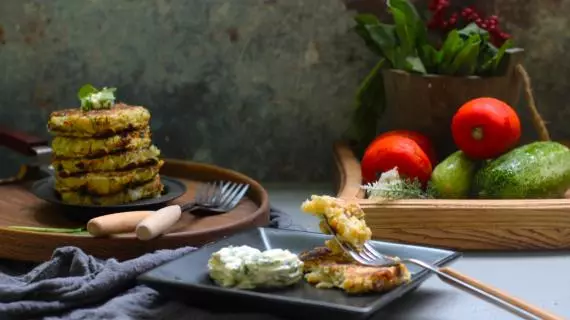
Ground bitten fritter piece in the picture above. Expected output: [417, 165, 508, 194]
[299, 246, 411, 294]
[301, 195, 372, 253]
[53, 146, 161, 176]
[51, 127, 151, 158]
[55, 161, 163, 195]
[47, 103, 150, 137]
[58, 174, 164, 206]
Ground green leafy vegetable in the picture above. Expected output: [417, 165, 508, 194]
[491, 39, 513, 72]
[7, 226, 87, 234]
[78, 84, 117, 111]
[388, 0, 423, 52]
[449, 33, 481, 75]
[391, 7, 414, 56]
[438, 30, 464, 74]
[405, 56, 426, 74]
[419, 44, 441, 72]
[354, 14, 384, 56]
[457, 22, 488, 38]
[348, 59, 386, 154]
[366, 24, 397, 66]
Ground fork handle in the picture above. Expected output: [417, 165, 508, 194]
[136, 205, 182, 240]
[437, 267, 562, 320]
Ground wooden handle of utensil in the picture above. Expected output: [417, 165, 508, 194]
[136, 205, 182, 240]
[87, 211, 153, 237]
[439, 267, 563, 320]
[0, 127, 48, 156]
[0, 128, 49, 156]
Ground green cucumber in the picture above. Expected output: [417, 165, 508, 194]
[430, 150, 477, 199]
[474, 141, 570, 199]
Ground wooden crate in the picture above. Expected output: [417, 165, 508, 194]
[333, 142, 570, 250]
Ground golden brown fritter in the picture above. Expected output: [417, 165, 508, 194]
[51, 127, 151, 158]
[55, 161, 163, 195]
[299, 247, 411, 294]
[301, 195, 372, 254]
[58, 174, 164, 206]
[53, 146, 161, 176]
[47, 103, 150, 137]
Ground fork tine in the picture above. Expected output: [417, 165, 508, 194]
[363, 242, 383, 260]
[349, 251, 373, 265]
[363, 242, 384, 260]
[205, 182, 214, 203]
[224, 184, 249, 209]
[195, 182, 208, 203]
[204, 182, 216, 204]
[210, 181, 223, 204]
[220, 180, 231, 194]
[363, 242, 399, 266]
[218, 182, 241, 208]
[359, 249, 377, 262]
[321, 219, 375, 266]
[215, 182, 236, 208]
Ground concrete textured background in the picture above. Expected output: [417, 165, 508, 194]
[0, 0, 567, 183]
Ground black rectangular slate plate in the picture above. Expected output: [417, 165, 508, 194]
[137, 227, 461, 320]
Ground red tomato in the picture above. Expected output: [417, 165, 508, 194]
[451, 97, 521, 159]
[372, 130, 437, 166]
[361, 135, 433, 185]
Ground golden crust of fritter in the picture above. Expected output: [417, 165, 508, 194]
[53, 146, 161, 176]
[47, 103, 150, 137]
[55, 161, 163, 196]
[58, 174, 164, 206]
[301, 195, 372, 253]
[51, 127, 151, 158]
[299, 247, 411, 294]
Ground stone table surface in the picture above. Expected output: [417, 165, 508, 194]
[264, 183, 570, 320]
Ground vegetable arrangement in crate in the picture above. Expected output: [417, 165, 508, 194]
[348, 0, 531, 154]
[348, 0, 564, 200]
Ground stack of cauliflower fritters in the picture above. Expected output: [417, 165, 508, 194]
[47, 103, 164, 206]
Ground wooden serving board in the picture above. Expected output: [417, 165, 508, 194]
[0, 159, 270, 262]
[333, 142, 570, 251]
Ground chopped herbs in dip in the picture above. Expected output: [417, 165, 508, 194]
[78, 84, 117, 111]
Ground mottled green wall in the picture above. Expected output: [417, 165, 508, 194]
[0, 0, 567, 183]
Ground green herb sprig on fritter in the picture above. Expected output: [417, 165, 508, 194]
[78, 84, 117, 111]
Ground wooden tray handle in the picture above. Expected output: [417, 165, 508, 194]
[439, 267, 563, 320]
[333, 142, 365, 199]
[0, 127, 48, 156]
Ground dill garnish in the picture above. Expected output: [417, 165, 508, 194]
[361, 167, 438, 200]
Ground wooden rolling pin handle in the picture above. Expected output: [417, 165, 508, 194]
[136, 205, 182, 241]
[87, 211, 153, 237]
[439, 267, 563, 320]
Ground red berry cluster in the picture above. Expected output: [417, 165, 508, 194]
[427, 0, 511, 47]
[427, 0, 452, 29]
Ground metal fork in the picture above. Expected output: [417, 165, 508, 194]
[136, 181, 249, 240]
[181, 181, 249, 215]
[322, 220, 562, 320]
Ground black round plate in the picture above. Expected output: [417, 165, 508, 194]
[31, 176, 187, 220]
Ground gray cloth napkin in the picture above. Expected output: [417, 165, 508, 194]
[0, 207, 295, 320]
